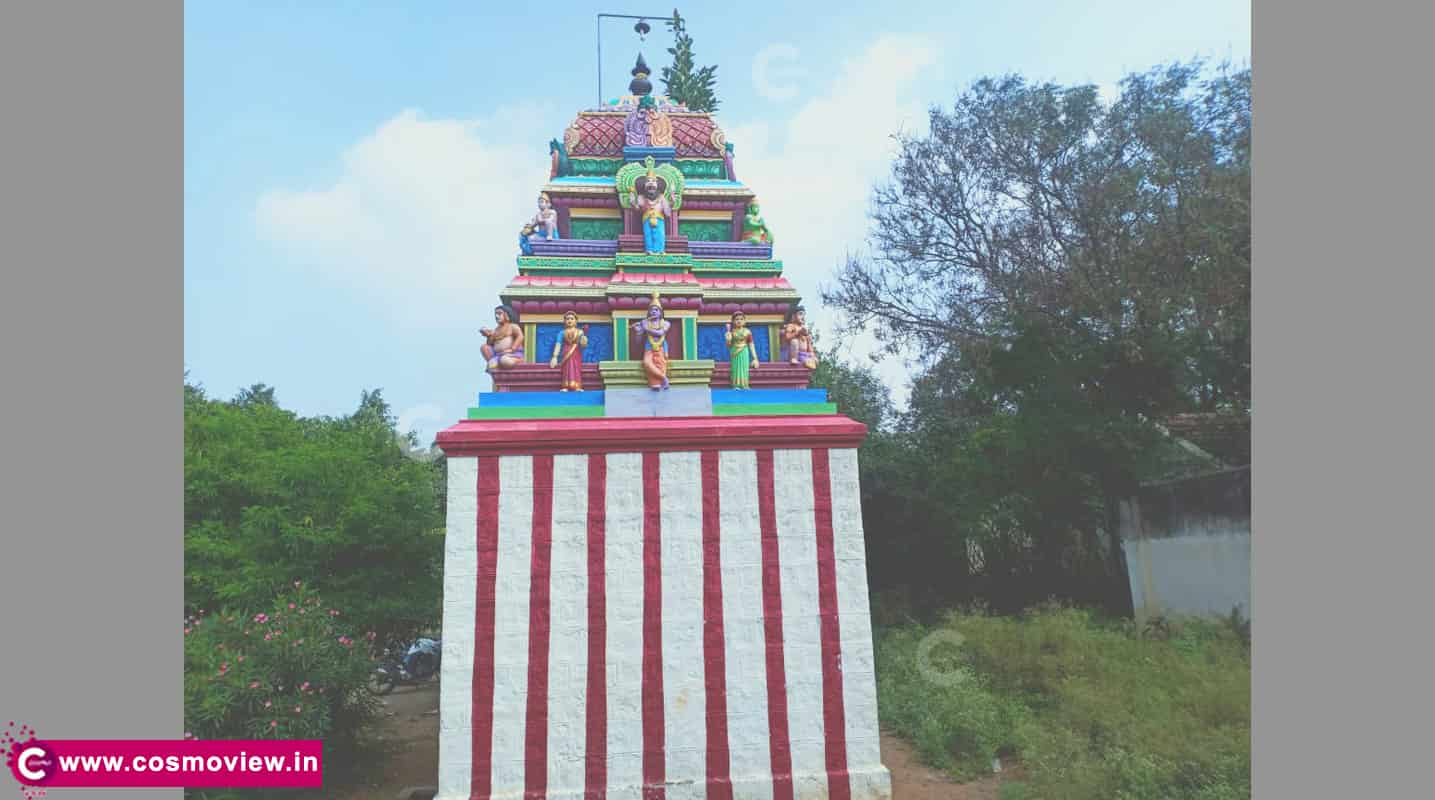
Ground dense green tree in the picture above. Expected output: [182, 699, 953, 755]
[661, 10, 720, 112]
[233, 382, 277, 408]
[828, 60, 1250, 416]
[184, 380, 444, 646]
[823, 61, 1250, 614]
[810, 349, 894, 433]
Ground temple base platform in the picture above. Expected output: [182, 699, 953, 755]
[434, 415, 890, 800]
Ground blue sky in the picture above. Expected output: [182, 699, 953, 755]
[184, 0, 1250, 445]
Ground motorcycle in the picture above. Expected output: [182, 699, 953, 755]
[370, 637, 442, 695]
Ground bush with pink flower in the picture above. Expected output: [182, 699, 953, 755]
[182, 583, 377, 755]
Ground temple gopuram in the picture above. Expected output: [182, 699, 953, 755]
[435, 42, 890, 800]
[469, 53, 828, 418]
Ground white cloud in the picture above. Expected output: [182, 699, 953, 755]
[256, 33, 943, 408]
[728, 34, 942, 406]
[397, 402, 444, 441]
[256, 106, 558, 328]
[751, 43, 804, 102]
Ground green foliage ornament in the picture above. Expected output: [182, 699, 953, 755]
[616, 155, 685, 212]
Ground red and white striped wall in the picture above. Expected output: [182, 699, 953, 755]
[435, 418, 890, 800]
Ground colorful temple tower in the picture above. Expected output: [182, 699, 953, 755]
[435, 49, 891, 800]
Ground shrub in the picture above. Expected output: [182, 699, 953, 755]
[875, 625, 1029, 779]
[184, 384, 444, 648]
[183, 583, 379, 756]
[875, 607, 1251, 799]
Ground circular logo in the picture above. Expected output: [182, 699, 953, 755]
[11, 741, 57, 786]
[914, 628, 970, 688]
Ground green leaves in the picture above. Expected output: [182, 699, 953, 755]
[875, 609, 1250, 798]
[184, 381, 443, 647]
[821, 60, 1250, 614]
[661, 11, 720, 113]
[182, 587, 380, 763]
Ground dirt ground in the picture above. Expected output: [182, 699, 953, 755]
[332, 681, 1016, 800]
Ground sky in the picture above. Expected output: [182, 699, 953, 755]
[184, 0, 1250, 446]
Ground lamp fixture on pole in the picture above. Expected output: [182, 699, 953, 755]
[595, 11, 673, 106]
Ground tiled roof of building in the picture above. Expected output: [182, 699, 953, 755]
[1162, 412, 1251, 466]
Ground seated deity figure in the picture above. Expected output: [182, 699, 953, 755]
[742, 199, 773, 245]
[548, 310, 589, 391]
[725, 310, 761, 389]
[781, 305, 818, 369]
[480, 304, 525, 372]
[630, 292, 671, 390]
[519, 192, 560, 255]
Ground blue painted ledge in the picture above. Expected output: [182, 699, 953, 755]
[710, 388, 829, 405]
[476, 391, 606, 407]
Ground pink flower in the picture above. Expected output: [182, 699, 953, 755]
[237, 655, 245, 663]
[293, 706, 302, 714]
[270, 720, 278, 728]
[249, 681, 260, 689]
[263, 633, 272, 641]
[183, 628, 191, 636]
[300, 681, 310, 691]
[288, 603, 296, 610]
[184, 732, 193, 740]
[264, 700, 272, 708]
[329, 609, 340, 617]
[299, 609, 306, 615]
[253, 613, 269, 623]
[366, 631, 376, 641]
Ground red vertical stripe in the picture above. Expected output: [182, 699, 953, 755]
[641, 451, 665, 800]
[811, 449, 851, 800]
[756, 450, 795, 800]
[584, 454, 608, 800]
[472, 457, 502, 800]
[525, 455, 556, 800]
[701, 451, 733, 800]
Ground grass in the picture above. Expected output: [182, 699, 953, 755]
[875, 604, 1251, 800]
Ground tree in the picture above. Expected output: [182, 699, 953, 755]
[184, 380, 444, 646]
[822, 61, 1251, 613]
[661, 10, 720, 112]
[233, 382, 277, 407]
[810, 349, 895, 432]
[826, 60, 1250, 417]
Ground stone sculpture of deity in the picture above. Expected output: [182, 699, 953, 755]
[633, 172, 671, 255]
[480, 304, 525, 372]
[725, 310, 760, 389]
[782, 305, 818, 370]
[520, 193, 560, 255]
[531, 193, 559, 240]
[742, 199, 773, 245]
[548, 310, 589, 391]
[630, 292, 671, 390]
